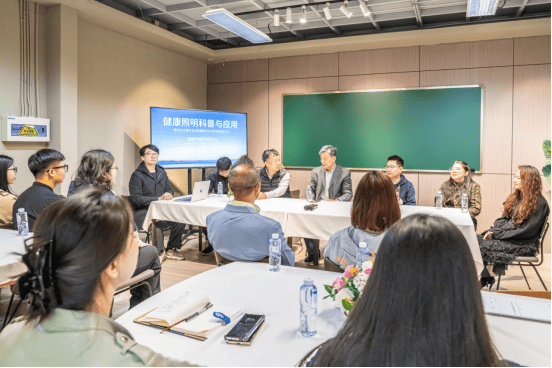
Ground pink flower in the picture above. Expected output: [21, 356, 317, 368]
[344, 265, 353, 279]
[365, 268, 371, 275]
[338, 279, 346, 287]
[332, 277, 345, 289]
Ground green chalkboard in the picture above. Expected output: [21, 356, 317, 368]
[282, 87, 481, 171]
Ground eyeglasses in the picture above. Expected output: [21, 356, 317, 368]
[8, 167, 17, 173]
[449, 168, 463, 172]
[386, 165, 399, 169]
[111, 166, 119, 171]
[144, 152, 158, 157]
[50, 164, 69, 173]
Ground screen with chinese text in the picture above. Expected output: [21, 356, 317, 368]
[151, 107, 247, 169]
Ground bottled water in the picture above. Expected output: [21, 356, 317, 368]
[217, 182, 223, 196]
[269, 234, 281, 272]
[16, 208, 29, 236]
[355, 242, 369, 268]
[306, 186, 313, 203]
[461, 193, 469, 213]
[300, 278, 317, 337]
[436, 190, 443, 210]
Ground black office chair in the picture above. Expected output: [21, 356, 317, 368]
[496, 216, 549, 291]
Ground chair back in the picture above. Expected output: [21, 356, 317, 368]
[537, 216, 550, 265]
[290, 190, 300, 199]
[324, 257, 343, 273]
[214, 251, 269, 267]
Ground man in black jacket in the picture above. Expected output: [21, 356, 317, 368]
[129, 145, 186, 261]
[207, 156, 231, 194]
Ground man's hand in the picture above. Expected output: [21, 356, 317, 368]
[159, 192, 173, 200]
[483, 232, 493, 240]
[257, 192, 267, 200]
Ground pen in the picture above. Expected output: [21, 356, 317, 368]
[184, 303, 213, 322]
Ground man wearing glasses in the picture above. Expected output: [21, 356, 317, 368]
[385, 155, 416, 206]
[12, 149, 67, 230]
[129, 144, 187, 261]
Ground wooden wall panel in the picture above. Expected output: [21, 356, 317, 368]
[418, 172, 451, 207]
[514, 36, 551, 66]
[420, 39, 513, 71]
[269, 53, 338, 80]
[420, 67, 513, 175]
[339, 46, 419, 76]
[208, 59, 268, 84]
[478, 174, 513, 234]
[268, 77, 339, 154]
[207, 81, 268, 167]
[287, 168, 312, 198]
[339, 72, 419, 91]
[512, 64, 551, 172]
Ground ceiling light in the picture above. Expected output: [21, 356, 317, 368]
[340, 0, 353, 18]
[323, 3, 332, 20]
[300, 5, 307, 24]
[286, 7, 292, 23]
[274, 9, 279, 26]
[203, 8, 272, 44]
[359, 0, 370, 16]
[467, 0, 499, 17]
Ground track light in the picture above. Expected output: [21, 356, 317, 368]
[323, 3, 332, 20]
[300, 5, 307, 23]
[359, 0, 370, 16]
[340, 0, 352, 18]
[286, 7, 292, 23]
[274, 9, 280, 26]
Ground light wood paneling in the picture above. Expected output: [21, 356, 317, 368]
[512, 64, 551, 172]
[418, 172, 451, 207]
[208, 59, 268, 84]
[268, 77, 339, 154]
[208, 81, 268, 167]
[269, 53, 338, 80]
[339, 72, 419, 91]
[287, 168, 312, 198]
[339, 46, 419, 76]
[514, 36, 551, 66]
[420, 67, 514, 175]
[478, 174, 512, 233]
[420, 39, 513, 71]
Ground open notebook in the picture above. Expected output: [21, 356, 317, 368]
[482, 293, 551, 323]
[134, 290, 241, 340]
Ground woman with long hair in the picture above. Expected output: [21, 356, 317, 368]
[301, 214, 505, 367]
[438, 160, 481, 229]
[68, 149, 116, 195]
[0, 190, 191, 366]
[478, 165, 550, 287]
[324, 171, 401, 269]
[0, 154, 18, 228]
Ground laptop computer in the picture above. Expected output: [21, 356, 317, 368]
[174, 181, 210, 202]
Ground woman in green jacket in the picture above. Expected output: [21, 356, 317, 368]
[0, 189, 193, 366]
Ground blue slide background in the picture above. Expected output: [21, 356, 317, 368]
[151, 107, 247, 168]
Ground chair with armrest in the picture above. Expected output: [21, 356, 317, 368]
[324, 257, 343, 273]
[110, 269, 154, 316]
[214, 251, 269, 267]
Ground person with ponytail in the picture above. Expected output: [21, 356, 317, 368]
[0, 154, 17, 228]
[437, 160, 481, 229]
[478, 165, 550, 287]
[0, 190, 193, 366]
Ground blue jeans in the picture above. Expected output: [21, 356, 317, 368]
[304, 238, 315, 256]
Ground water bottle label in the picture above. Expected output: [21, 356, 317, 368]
[271, 244, 280, 253]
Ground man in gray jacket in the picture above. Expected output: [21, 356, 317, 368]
[303, 145, 352, 263]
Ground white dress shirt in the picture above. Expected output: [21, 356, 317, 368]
[265, 172, 291, 199]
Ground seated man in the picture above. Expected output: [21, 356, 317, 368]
[207, 156, 231, 194]
[257, 149, 290, 200]
[304, 145, 352, 263]
[12, 149, 66, 231]
[385, 155, 416, 206]
[206, 164, 295, 266]
[129, 144, 187, 261]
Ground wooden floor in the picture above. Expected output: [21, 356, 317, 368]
[1, 233, 550, 324]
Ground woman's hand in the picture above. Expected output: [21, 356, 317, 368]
[483, 232, 493, 240]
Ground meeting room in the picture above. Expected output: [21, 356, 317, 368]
[0, 0, 551, 366]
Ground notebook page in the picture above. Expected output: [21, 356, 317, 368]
[483, 294, 551, 323]
[141, 290, 210, 326]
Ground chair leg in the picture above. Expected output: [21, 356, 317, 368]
[519, 264, 532, 290]
[496, 273, 501, 291]
[530, 264, 548, 291]
[2, 293, 15, 330]
[5, 300, 23, 326]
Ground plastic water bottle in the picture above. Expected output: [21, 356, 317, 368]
[16, 208, 29, 236]
[217, 182, 223, 196]
[436, 190, 443, 210]
[356, 242, 369, 268]
[269, 234, 281, 272]
[300, 278, 317, 337]
[461, 193, 469, 213]
[306, 186, 313, 203]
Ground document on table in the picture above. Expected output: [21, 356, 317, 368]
[482, 293, 551, 323]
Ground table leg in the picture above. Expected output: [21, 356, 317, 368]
[199, 226, 203, 252]
[151, 219, 157, 250]
[314, 239, 320, 266]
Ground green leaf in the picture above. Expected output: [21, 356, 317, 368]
[342, 299, 354, 311]
[324, 285, 334, 294]
[543, 164, 551, 177]
[543, 140, 551, 161]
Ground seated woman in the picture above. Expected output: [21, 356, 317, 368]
[0, 155, 18, 229]
[68, 149, 161, 309]
[478, 165, 550, 287]
[0, 190, 192, 366]
[300, 214, 504, 367]
[324, 171, 400, 269]
[438, 160, 481, 229]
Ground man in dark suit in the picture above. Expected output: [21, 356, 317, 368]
[304, 145, 352, 263]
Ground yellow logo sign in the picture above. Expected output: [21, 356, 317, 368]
[18, 125, 38, 137]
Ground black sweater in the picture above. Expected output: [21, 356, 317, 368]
[12, 182, 64, 231]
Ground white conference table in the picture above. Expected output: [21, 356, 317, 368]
[116, 262, 551, 367]
[143, 196, 483, 272]
[0, 229, 28, 286]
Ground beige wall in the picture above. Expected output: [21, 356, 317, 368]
[207, 36, 551, 252]
[77, 20, 207, 196]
